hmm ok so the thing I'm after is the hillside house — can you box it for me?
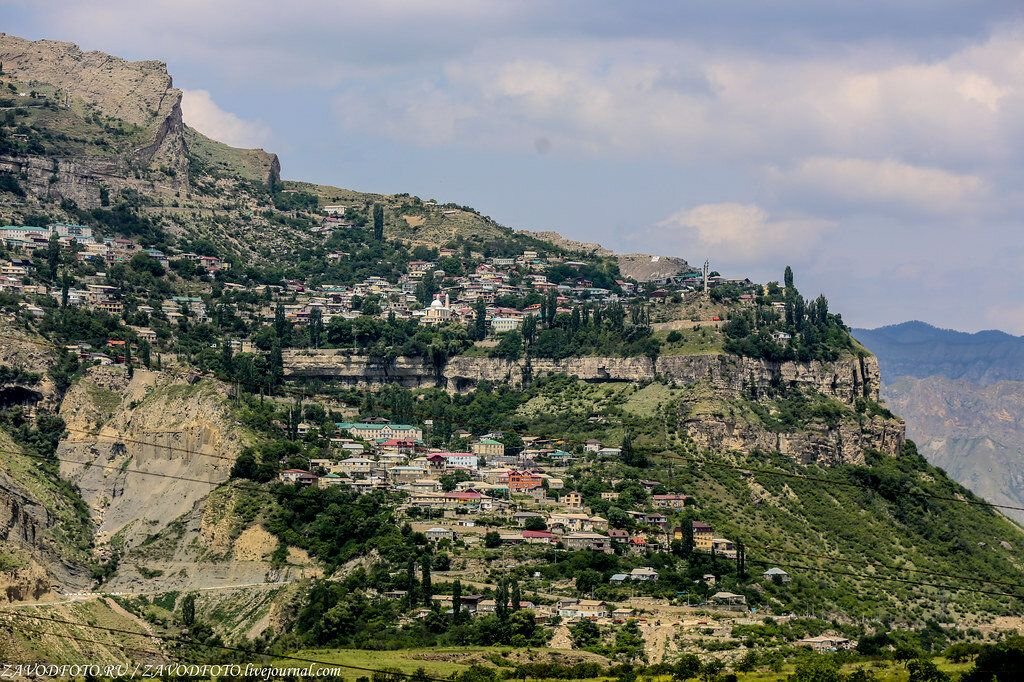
[471,438,505,457]
[797,635,854,652]
[279,469,318,486]
[425,527,456,542]
[693,521,714,551]
[710,592,747,610]
[652,494,690,509]
[427,452,479,470]
[557,599,609,620]
[563,532,613,553]
[335,421,423,442]
[561,491,584,509]
[337,457,374,475]
[508,470,543,492]
[763,567,791,583]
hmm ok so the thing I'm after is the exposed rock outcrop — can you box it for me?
[283,349,902,465]
[58,366,239,550]
[284,349,882,404]
[0,472,92,596]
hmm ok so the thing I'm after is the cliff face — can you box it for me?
[0,474,92,599]
[0,34,179,127]
[0,33,282,209]
[58,366,239,550]
[284,349,882,402]
[284,350,902,464]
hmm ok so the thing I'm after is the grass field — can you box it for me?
[736,657,971,681]
[283,646,623,677]
[280,648,972,681]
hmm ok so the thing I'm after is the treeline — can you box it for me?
[526,295,660,360]
[723,266,855,362]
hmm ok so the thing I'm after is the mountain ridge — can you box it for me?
[854,320,1024,384]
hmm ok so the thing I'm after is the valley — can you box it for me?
[0,32,1019,682]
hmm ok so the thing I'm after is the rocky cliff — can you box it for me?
[0,33,279,210]
[284,349,902,464]
[57,366,240,551]
[285,349,882,402]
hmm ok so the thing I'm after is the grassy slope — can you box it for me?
[0,429,93,565]
[185,127,276,184]
[1,598,160,664]
[283,646,611,677]
[511,377,1024,621]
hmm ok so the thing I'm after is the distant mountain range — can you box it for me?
[855,321,1024,523]
[854,320,1024,384]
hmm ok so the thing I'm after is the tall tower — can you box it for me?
[702,259,710,298]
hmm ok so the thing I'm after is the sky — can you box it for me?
[4,1,1024,333]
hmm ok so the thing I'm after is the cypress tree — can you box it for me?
[452,579,463,622]
[473,299,487,340]
[373,204,384,241]
[421,554,432,607]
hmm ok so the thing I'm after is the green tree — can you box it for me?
[786,655,841,682]
[373,204,384,241]
[614,620,647,664]
[672,654,702,681]
[495,579,509,621]
[570,619,600,649]
[440,470,472,492]
[523,516,546,531]
[492,331,523,360]
[962,635,1024,682]
[180,593,196,627]
[221,340,234,377]
[309,307,324,348]
[575,569,602,595]
[473,299,487,341]
[269,341,284,389]
[784,265,794,290]
[452,579,464,623]
[483,531,501,548]
[907,660,949,682]
[421,553,432,607]
[46,232,61,280]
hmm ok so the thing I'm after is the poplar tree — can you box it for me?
[373,204,384,241]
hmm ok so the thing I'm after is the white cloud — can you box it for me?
[769,157,987,213]
[180,89,271,148]
[656,203,835,263]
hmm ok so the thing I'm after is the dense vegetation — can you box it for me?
[723,267,857,362]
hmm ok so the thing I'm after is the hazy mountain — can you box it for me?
[856,322,1024,524]
[854,320,1024,384]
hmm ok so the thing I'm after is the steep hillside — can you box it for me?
[2,33,1023,674]
[883,375,1024,524]
[58,366,240,549]
[857,322,1024,525]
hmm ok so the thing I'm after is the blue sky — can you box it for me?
[4,1,1024,333]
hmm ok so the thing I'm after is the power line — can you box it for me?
[63,427,238,462]
[656,449,1024,513]
[758,545,1024,591]
[2,611,450,680]
[13,624,165,658]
